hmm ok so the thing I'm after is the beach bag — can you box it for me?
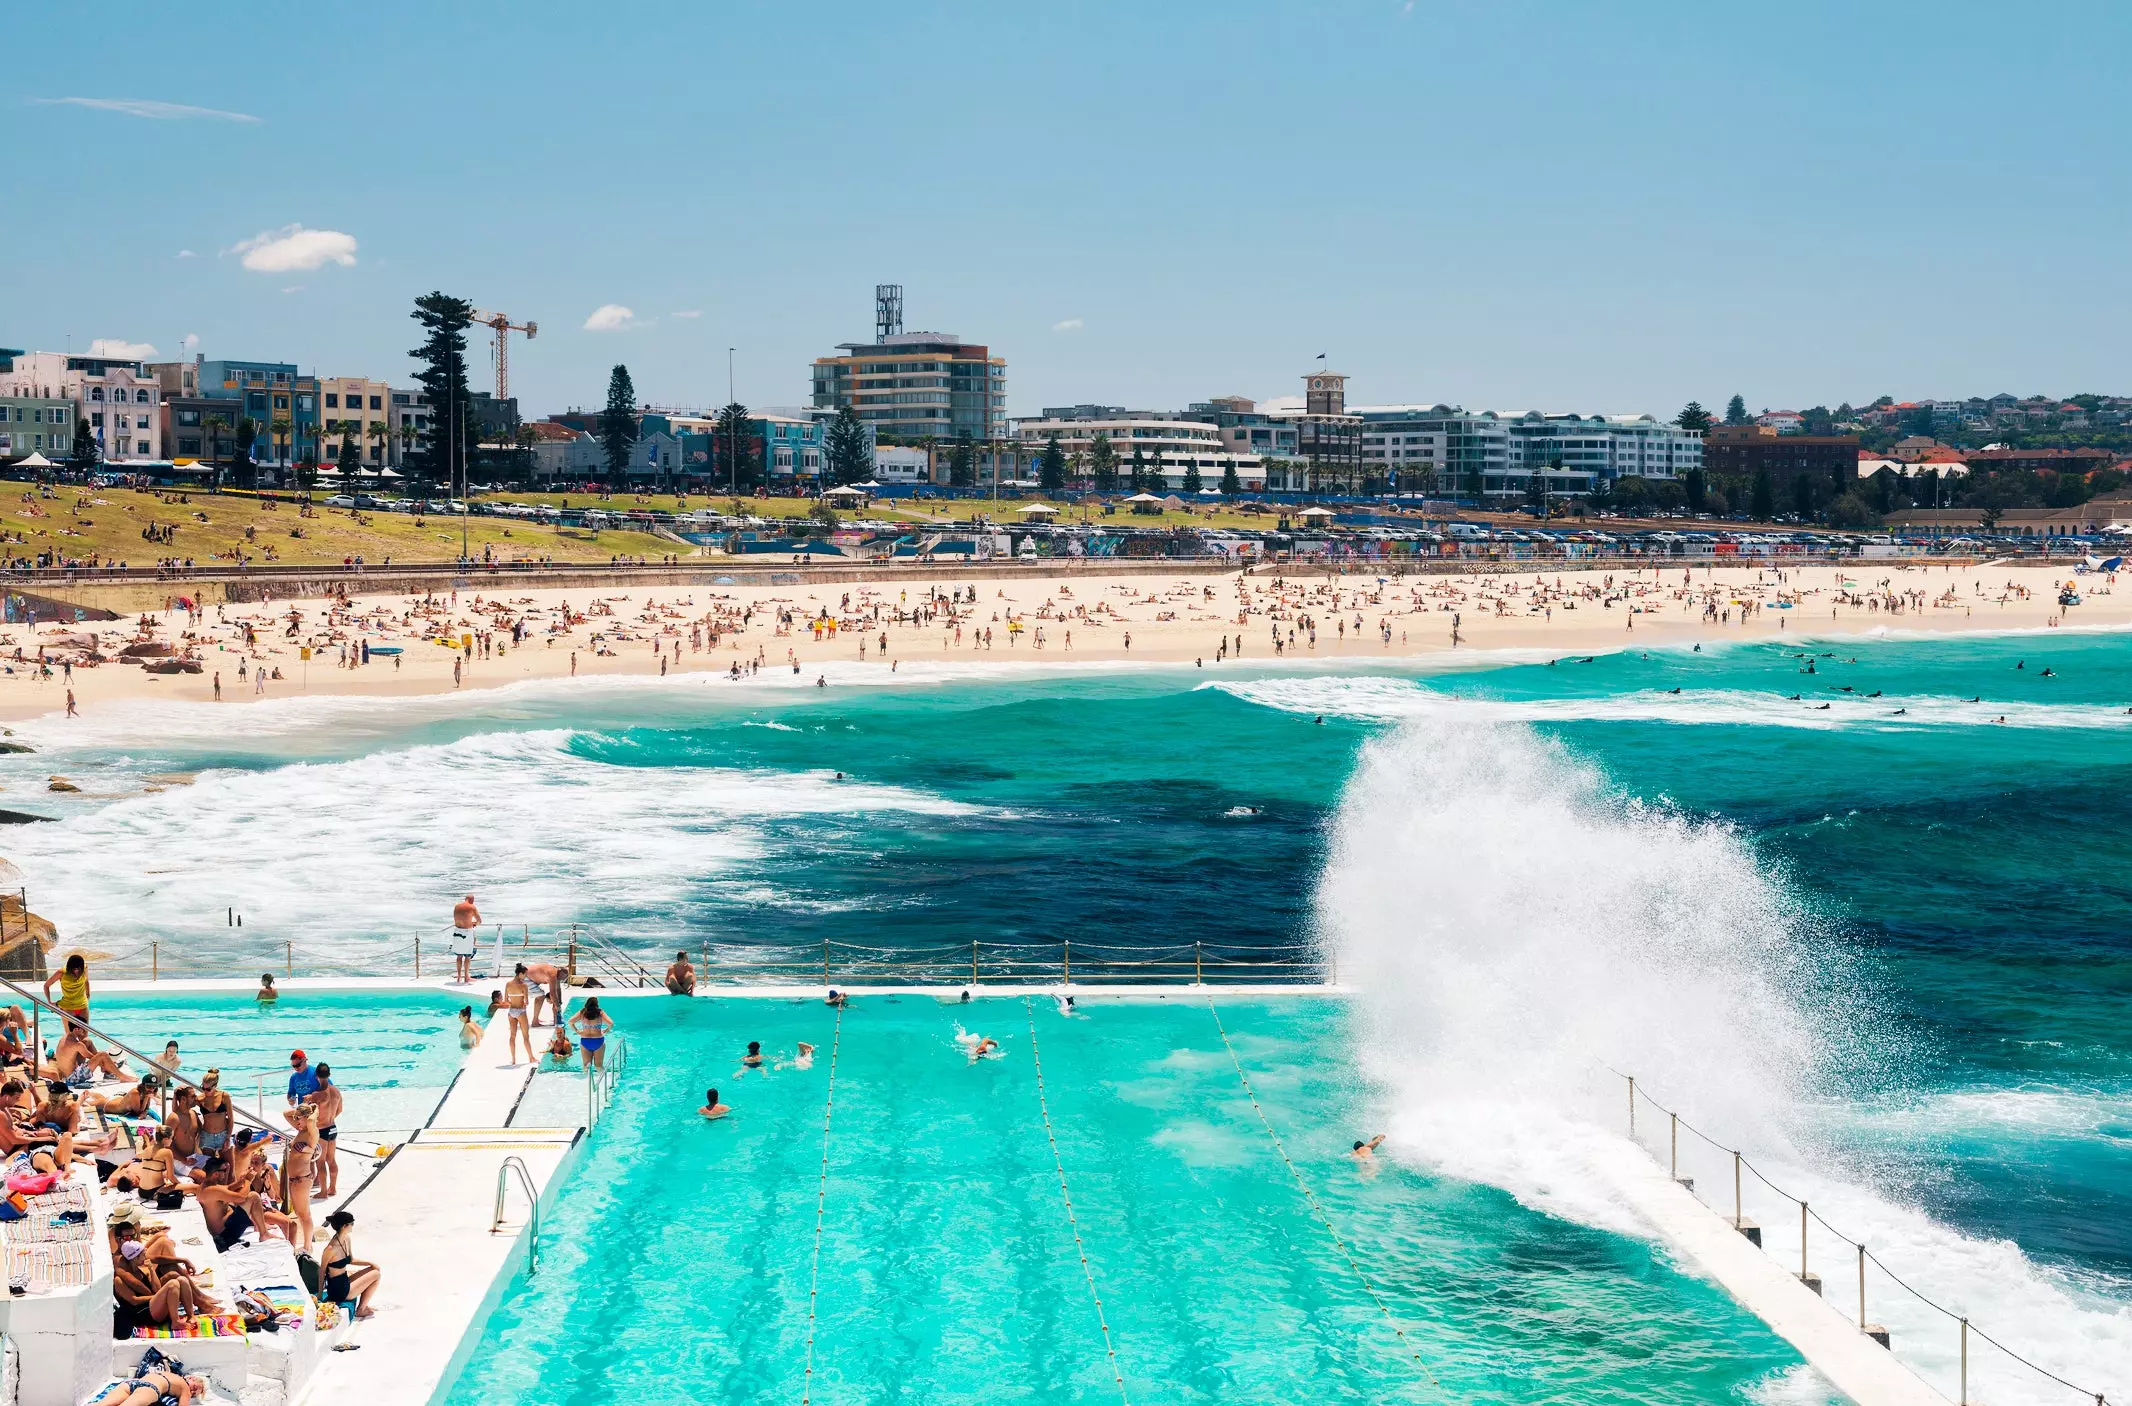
[135,1345,185,1377]
[6,1170,57,1196]
[153,1189,185,1211]
[296,1251,322,1300]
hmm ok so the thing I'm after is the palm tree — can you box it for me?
[269,416,293,471]
[367,420,390,481]
[203,414,229,470]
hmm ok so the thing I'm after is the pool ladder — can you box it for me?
[491,1155,542,1277]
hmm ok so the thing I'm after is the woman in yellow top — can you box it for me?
[43,953,89,1030]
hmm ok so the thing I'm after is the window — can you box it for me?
[325,394,339,408]
[136,416,150,429]
[296,395,314,412]
[369,396,381,411]
[90,387,105,401]
[178,437,201,454]
[273,395,289,410]
[135,389,150,403]
[90,412,103,426]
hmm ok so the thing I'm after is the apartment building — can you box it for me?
[196,359,319,463]
[1012,407,1265,492]
[0,351,163,462]
[810,288,1005,443]
[1353,406,1701,501]
[321,376,395,465]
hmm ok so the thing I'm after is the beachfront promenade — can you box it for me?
[303,1015,585,1406]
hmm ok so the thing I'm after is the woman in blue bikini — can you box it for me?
[570,998,613,1072]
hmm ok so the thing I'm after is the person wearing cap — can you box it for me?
[88,1072,160,1119]
[286,1050,319,1107]
[449,893,482,984]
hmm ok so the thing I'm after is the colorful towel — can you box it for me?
[132,1313,246,1338]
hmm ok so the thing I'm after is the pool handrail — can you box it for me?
[491,1155,541,1276]
[0,969,284,1139]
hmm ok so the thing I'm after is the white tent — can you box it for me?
[1018,502,1060,516]
[1122,493,1165,503]
[1296,506,1336,520]
[821,484,870,501]
[15,452,51,468]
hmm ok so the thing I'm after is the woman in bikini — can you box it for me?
[109,1126,178,1194]
[457,1006,483,1050]
[543,1025,574,1069]
[87,1366,210,1406]
[570,998,613,1071]
[320,1209,382,1318]
[111,1228,211,1332]
[281,1106,320,1250]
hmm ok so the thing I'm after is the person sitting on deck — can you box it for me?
[188,1153,296,1253]
[107,1126,177,1194]
[0,1006,30,1066]
[43,1027,126,1086]
[89,1073,162,1119]
[320,1210,382,1319]
[0,1084,67,1173]
[35,1082,113,1156]
[665,951,695,996]
[111,1225,216,1339]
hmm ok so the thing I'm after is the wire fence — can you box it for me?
[1609,1067,2112,1406]
[68,927,1332,989]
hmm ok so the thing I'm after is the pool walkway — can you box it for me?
[301,1014,584,1406]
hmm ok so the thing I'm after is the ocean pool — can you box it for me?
[445,994,1817,1405]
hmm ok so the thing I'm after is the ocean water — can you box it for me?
[5,626,2131,1399]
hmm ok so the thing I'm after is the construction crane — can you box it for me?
[470,310,537,399]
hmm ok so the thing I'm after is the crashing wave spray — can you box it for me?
[1316,717,2132,1403]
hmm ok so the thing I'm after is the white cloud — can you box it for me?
[583,304,637,332]
[180,334,200,353]
[88,339,156,360]
[175,249,196,259]
[1052,318,1084,332]
[280,285,305,295]
[225,224,357,273]
[670,309,703,319]
[32,96,260,123]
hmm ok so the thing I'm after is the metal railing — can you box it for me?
[584,1032,626,1130]
[81,933,1333,989]
[1614,1068,2112,1406]
[490,1155,542,1276]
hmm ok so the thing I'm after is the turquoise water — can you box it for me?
[6,623,2132,1398]
[88,988,470,1136]
[448,995,1806,1405]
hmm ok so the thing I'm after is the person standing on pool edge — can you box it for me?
[43,954,90,1031]
[571,997,613,1072]
[449,893,482,984]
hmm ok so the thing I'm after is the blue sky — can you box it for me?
[13,1,2132,421]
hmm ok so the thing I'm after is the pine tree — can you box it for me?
[409,293,476,498]
[1039,434,1067,496]
[714,403,752,490]
[949,441,975,488]
[1220,460,1240,496]
[1183,457,1203,494]
[1148,448,1166,494]
[1089,434,1118,493]
[1128,445,1148,493]
[1750,469,1775,520]
[1684,467,1707,513]
[1676,401,1712,432]
[67,417,100,478]
[600,365,638,480]
[1724,394,1749,425]
[824,406,869,485]
[336,421,362,497]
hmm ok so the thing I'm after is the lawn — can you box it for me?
[2,486,682,568]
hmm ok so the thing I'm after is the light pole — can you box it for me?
[727,348,737,499]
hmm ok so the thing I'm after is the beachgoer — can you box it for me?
[86,1366,212,1406]
[167,1086,200,1162]
[523,961,565,1027]
[543,1026,574,1069]
[449,894,482,984]
[698,1088,730,1120]
[88,1072,161,1118]
[282,1103,320,1249]
[788,1042,815,1071]
[824,989,847,1009]
[44,953,90,1030]
[153,1040,181,1079]
[257,973,278,1004]
[1351,1134,1386,1161]
[196,1070,233,1158]
[304,1063,343,1196]
[457,1006,482,1050]
[286,1049,318,1108]
[505,966,534,1065]
[321,1210,382,1318]
[45,1026,125,1085]
[108,1124,177,1194]
[571,998,613,1071]
[665,950,695,996]
[741,1041,763,1072]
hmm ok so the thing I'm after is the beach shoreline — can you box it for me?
[0,559,2118,724]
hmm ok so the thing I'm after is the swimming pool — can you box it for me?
[445,995,1821,1404]
[89,987,472,1139]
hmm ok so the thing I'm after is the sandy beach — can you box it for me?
[0,559,2119,722]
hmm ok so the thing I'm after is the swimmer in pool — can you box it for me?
[778,1042,816,1071]
[740,1041,764,1073]
[1352,1135,1385,1161]
[1054,993,1080,1018]
[824,990,847,1009]
[955,1029,1000,1062]
[543,1027,574,1068]
[698,1088,730,1120]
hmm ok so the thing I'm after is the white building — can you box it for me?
[0,351,162,462]
[1012,413,1265,492]
[1355,406,1701,502]
[873,445,930,484]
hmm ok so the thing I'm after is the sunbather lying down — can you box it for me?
[87,1366,210,1406]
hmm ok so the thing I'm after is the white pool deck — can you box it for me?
[295,1014,582,1406]
[98,976,1953,1405]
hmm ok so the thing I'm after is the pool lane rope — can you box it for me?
[800,1005,844,1406]
[1204,998,1442,1393]
[1023,997,1133,1406]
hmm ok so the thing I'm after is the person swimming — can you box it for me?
[698,1088,730,1120]
[779,1042,816,1071]
[256,973,278,1004]
[954,1028,999,1062]
[543,1026,574,1068]
[741,1041,764,1072]
[824,990,847,1009]
[1054,993,1080,1017]
[1351,1134,1385,1160]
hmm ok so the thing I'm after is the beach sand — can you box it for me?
[0,560,2119,722]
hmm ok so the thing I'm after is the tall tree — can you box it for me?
[1182,456,1203,495]
[1220,460,1240,496]
[824,406,869,486]
[714,402,752,491]
[409,292,477,501]
[1128,444,1148,493]
[1750,469,1775,520]
[1684,467,1707,514]
[203,414,230,468]
[948,440,975,488]
[1724,394,1749,425]
[270,415,293,467]
[1148,447,1166,495]
[599,364,638,480]
[231,416,258,490]
[1676,401,1712,432]
[67,417,100,478]
[1089,435,1118,493]
[336,421,362,496]
[1791,473,1815,520]
[1038,434,1067,497]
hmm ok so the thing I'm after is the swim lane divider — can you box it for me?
[1022,997,1133,1406]
[800,1004,844,1406]
[1205,998,1441,1394]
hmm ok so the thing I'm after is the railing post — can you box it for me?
[151,942,158,982]
[285,941,292,976]
[1195,941,1203,985]
[1627,1076,1635,1140]
[1959,1318,1968,1404]
[971,941,978,985]
[822,940,829,985]
[1063,940,1070,986]
[415,937,421,979]
[1801,1201,1809,1279]
[1669,1111,1677,1180]
[1733,1151,1742,1225]
[1857,1242,1866,1329]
